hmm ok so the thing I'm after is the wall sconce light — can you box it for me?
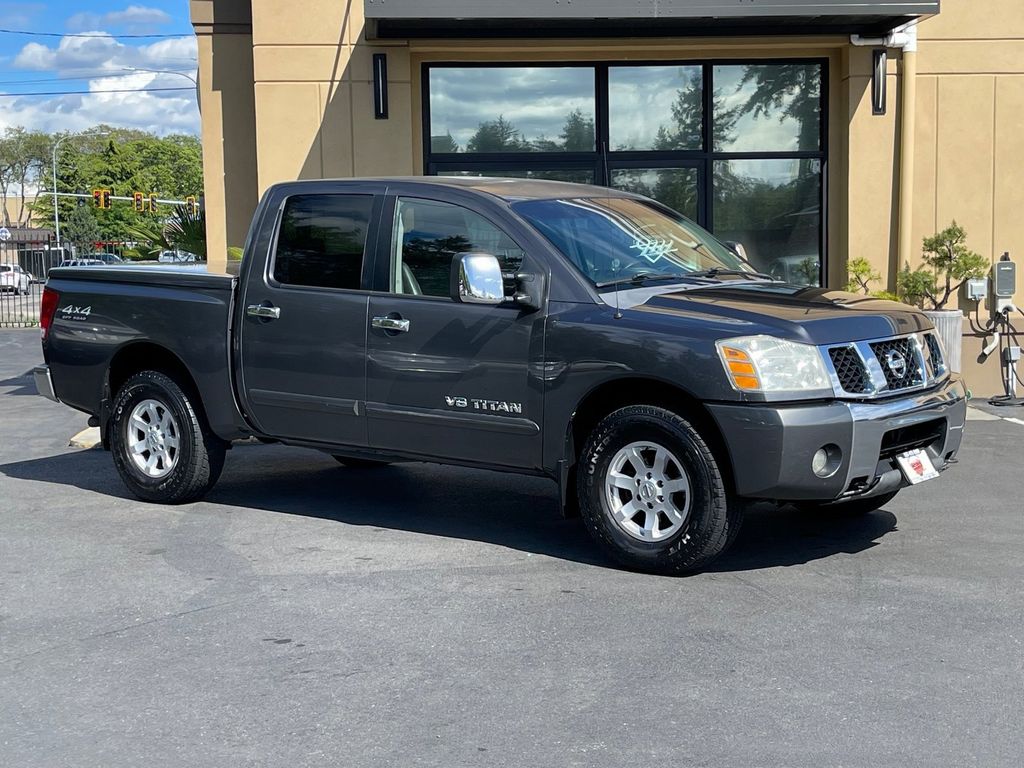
[872,49,887,115]
[373,53,388,120]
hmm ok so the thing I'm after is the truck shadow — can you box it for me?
[0,442,897,574]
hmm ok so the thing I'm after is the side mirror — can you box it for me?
[451,252,504,305]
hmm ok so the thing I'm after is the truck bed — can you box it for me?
[42,265,245,441]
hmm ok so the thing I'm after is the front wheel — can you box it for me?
[110,371,226,503]
[577,405,738,575]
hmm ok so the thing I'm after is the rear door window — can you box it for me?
[272,194,374,290]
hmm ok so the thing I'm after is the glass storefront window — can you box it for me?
[428,67,596,153]
[713,159,822,285]
[609,168,699,221]
[608,66,702,151]
[425,61,825,286]
[713,63,822,153]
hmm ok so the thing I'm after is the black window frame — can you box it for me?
[422,58,829,285]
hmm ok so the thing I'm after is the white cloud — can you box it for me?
[67,5,173,34]
[4,32,198,136]
[13,33,196,75]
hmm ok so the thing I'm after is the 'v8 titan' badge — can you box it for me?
[445,396,523,415]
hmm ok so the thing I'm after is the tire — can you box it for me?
[333,455,392,468]
[110,370,226,504]
[577,405,738,575]
[796,490,899,516]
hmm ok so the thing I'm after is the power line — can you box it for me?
[0,87,194,97]
[0,70,197,86]
[0,28,188,39]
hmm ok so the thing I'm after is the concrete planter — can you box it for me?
[924,309,964,373]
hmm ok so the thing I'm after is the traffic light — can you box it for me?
[185,196,197,216]
[149,193,158,213]
[133,192,145,212]
[101,190,111,209]
[92,189,103,208]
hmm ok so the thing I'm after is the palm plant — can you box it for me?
[125,204,206,261]
[165,204,207,259]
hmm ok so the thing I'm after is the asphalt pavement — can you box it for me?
[1,327,1022,767]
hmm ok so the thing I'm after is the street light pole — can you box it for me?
[51,131,109,252]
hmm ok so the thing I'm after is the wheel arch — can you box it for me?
[565,376,736,499]
[103,342,208,447]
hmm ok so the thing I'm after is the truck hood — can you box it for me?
[616,282,930,345]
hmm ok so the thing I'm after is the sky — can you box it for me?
[0,1,198,136]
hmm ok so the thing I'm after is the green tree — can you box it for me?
[62,204,102,253]
[32,125,203,245]
[0,128,52,226]
[737,63,821,152]
[898,221,989,310]
[466,115,530,153]
[430,132,460,153]
[559,108,595,152]
[846,256,882,294]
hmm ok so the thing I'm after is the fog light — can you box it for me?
[812,444,842,478]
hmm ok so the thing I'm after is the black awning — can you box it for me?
[364,1,938,39]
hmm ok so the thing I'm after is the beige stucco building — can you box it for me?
[191,0,1023,394]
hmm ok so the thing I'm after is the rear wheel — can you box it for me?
[333,455,392,469]
[110,371,226,503]
[577,405,739,575]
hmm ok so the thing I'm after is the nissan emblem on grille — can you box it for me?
[886,349,908,378]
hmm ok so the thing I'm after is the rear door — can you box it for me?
[364,192,546,470]
[238,185,383,446]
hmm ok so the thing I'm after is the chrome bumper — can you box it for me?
[34,365,59,403]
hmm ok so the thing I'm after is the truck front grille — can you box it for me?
[828,346,871,394]
[824,332,946,398]
[869,337,925,390]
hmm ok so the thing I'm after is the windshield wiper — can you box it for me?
[686,267,776,281]
[596,272,688,289]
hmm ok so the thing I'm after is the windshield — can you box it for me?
[512,197,750,287]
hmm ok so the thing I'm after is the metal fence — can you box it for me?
[1,238,65,328]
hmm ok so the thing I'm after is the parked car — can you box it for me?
[0,263,30,294]
[35,177,967,574]
[158,250,198,263]
[52,259,105,276]
[86,253,124,264]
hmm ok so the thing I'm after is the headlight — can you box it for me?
[716,335,830,394]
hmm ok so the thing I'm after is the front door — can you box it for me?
[365,195,545,470]
[238,189,381,446]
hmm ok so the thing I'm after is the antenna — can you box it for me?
[613,259,622,319]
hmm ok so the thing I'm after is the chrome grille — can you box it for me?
[828,346,871,394]
[924,333,946,378]
[869,337,925,390]
[824,332,944,398]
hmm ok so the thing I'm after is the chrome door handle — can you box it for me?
[371,316,410,333]
[246,304,281,320]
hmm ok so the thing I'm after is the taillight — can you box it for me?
[40,286,60,342]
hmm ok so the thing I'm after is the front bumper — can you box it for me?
[707,376,967,501]
[34,365,59,403]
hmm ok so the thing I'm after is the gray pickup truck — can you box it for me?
[36,177,967,574]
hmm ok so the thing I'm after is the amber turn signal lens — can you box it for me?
[719,346,761,391]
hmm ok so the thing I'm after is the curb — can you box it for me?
[69,426,102,449]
